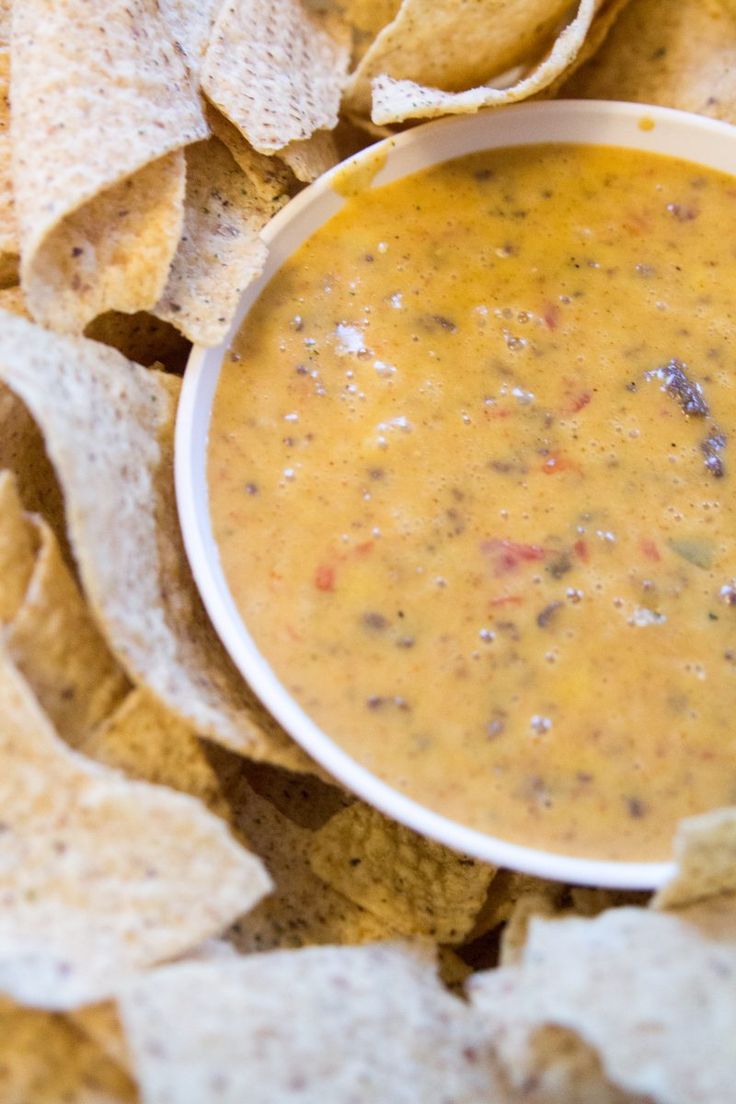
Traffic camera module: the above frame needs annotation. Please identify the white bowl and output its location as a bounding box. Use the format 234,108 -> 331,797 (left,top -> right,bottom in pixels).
177,99 -> 736,890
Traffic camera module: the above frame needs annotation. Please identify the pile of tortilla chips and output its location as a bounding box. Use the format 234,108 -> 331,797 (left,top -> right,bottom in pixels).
1,0 -> 736,1100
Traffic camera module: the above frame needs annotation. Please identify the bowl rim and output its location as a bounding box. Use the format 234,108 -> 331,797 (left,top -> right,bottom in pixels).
177,98 -> 736,889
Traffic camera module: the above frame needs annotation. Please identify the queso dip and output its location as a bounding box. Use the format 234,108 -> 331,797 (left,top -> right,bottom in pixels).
209,143 -> 736,862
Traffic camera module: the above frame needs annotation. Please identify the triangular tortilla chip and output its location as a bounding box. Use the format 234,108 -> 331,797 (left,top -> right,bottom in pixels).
0,998 -> 136,1103
202,0 -> 350,153
80,687 -> 228,816
6,515 -> 129,744
153,138 -> 271,347
278,129 -> 340,182
367,0 -> 608,124
0,642 -> 270,1009
118,943 -> 509,1103
0,311 -> 311,770
562,0 -> 736,122
345,0 -> 575,117
11,0 -> 208,332
308,802 -> 496,942
206,105 -> 293,210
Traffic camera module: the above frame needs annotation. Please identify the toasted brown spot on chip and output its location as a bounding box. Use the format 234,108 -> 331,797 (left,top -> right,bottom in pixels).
202,0 -> 350,154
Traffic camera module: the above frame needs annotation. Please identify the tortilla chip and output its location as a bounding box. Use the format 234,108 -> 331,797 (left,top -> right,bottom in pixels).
0,311 -> 310,770
0,285 -> 29,317
209,747 -> 396,951
499,886 -> 567,966
237,759 -> 351,830
158,0 -> 222,80
562,0 -> 736,122
85,310 -> 191,372
279,129 -> 341,182
0,50 -> 17,282
0,998 -> 136,1103
339,0 -> 402,64
11,0 -> 208,332
541,0 -> 632,99
653,806 -> 736,910
346,0 -> 574,117
0,383 -> 68,553
119,943 -> 508,1103
0,643 -> 271,1009
367,0 -> 607,124
202,0 -> 350,154
6,515 -> 129,745
308,803 -> 496,942
80,687 -> 228,816
0,470 -> 37,623
153,138 -> 271,347
206,105 -> 294,210
70,1003 -> 133,1081
471,907 -> 736,1104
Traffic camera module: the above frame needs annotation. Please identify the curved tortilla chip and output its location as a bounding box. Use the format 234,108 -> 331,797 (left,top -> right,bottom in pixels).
562,0 -> 736,121
0,643 -> 270,1010
153,138 -> 271,347
118,943 -> 507,1104
345,0 -> 574,117
368,0 -> 606,124
11,0 -> 208,332
6,515 -> 129,745
0,311 -> 311,771
202,0 -> 350,153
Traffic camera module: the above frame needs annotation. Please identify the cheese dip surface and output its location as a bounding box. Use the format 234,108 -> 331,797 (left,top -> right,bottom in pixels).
209,143 -> 736,862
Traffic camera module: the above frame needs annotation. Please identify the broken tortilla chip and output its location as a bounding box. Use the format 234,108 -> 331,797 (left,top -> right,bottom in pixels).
206,105 -> 293,210
153,138 -> 271,347
366,0 -> 608,124
0,311 -> 310,771
11,0 -> 208,332
561,0 -> 736,122
0,998 -> 136,1103
6,514 -> 129,745
84,310 -> 191,373
0,642 -> 270,1009
119,942 -> 507,1103
202,0 -> 350,154
653,806 -> 736,910
471,907 -> 736,1104
237,758 -> 351,830
308,802 -> 496,942
0,470 -> 37,623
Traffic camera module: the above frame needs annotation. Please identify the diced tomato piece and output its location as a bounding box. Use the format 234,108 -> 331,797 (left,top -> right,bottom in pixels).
640,538 -> 661,562
483,406 -> 511,420
568,391 -> 591,413
543,303 -> 560,330
542,454 -> 578,474
489,594 -> 524,607
354,540 -> 374,558
573,539 -> 589,562
482,539 -> 547,575
314,564 -> 335,592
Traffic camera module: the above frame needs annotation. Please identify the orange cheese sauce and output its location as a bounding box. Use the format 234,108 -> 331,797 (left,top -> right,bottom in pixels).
209,144 -> 736,862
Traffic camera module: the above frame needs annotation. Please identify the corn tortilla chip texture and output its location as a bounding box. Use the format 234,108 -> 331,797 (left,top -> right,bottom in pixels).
653,807 -> 736,910
0,998 -> 136,1104
345,0 -> 575,117
0,643 -> 270,1009
470,907 -> 736,1104
368,0 -> 608,123
0,50 -> 18,283
118,943 -> 509,1104
0,311 -> 310,770
11,0 -> 208,331
0,469 -> 37,623
562,0 -> 736,122
309,802 -> 497,942
153,137 -> 271,347
202,0 -> 350,153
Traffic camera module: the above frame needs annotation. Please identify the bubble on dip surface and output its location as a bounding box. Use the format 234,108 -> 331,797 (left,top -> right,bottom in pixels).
208,143 -> 736,863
